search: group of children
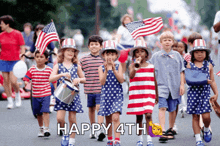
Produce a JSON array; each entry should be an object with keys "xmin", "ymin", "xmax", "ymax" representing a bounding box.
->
[{"xmin": 24, "ymin": 30, "xmax": 218, "ymax": 146}]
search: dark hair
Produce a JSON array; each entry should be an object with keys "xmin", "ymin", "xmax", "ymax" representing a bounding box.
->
[
  {"xmin": 23, "ymin": 22, "xmax": 33, "ymax": 30},
  {"xmin": 103, "ymin": 50, "xmax": 118, "ymax": 55},
  {"xmin": 191, "ymin": 50, "xmax": 210, "ymax": 63},
  {"xmin": 179, "ymin": 41, "xmax": 188, "ymax": 53},
  {"xmin": 35, "ymin": 50, "xmax": 49, "ymax": 59},
  {"xmin": 88, "ymin": 35, "xmax": 103, "ymax": 46},
  {"xmin": 33, "ymin": 24, "xmax": 45, "ymax": 43},
  {"xmin": 172, "ymin": 41, "xmax": 178, "ymax": 48},
  {"xmin": 188, "ymin": 32, "xmax": 202, "ymax": 44},
  {"xmin": 0, "ymin": 15, "xmax": 14, "ymax": 28},
  {"xmin": 133, "ymin": 48, "xmax": 149, "ymax": 58}
]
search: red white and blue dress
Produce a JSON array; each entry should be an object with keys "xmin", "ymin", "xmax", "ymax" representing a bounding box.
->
[{"xmin": 127, "ymin": 64, "xmax": 156, "ymax": 115}]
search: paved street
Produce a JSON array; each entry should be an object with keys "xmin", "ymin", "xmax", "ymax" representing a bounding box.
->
[{"xmin": 1, "ymin": 52, "xmax": 220, "ymax": 146}]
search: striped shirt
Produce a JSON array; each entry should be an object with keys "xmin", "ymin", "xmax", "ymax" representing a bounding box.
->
[
  {"xmin": 23, "ymin": 65, "xmax": 54, "ymax": 98},
  {"xmin": 80, "ymin": 53, "xmax": 104, "ymax": 94},
  {"xmin": 127, "ymin": 64, "xmax": 156, "ymax": 115}
]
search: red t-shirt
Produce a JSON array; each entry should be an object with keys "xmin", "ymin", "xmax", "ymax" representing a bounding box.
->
[{"xmin": 0, "ymin": 29, "xmax": 25, "ymax": 61}]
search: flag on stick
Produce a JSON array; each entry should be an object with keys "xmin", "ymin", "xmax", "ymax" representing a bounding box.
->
[
  {"xmin": 35, "ymin": 21, "xmax": 60, "ymax": 55},
  {"xmin": 216, "ymin": 71, "xmax": 220, "ymax": 76},
  {"xmin": 125, "ymin": 17, "xmax": 163, "ymax": 40}
]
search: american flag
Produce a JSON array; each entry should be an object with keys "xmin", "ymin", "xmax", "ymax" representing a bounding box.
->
[
  {"xmin": 183, "ymin": 53, "xmax": 191, "ymax": 63},
  {"xmin": 216, "ymin": 71, "xmax": 220, "ymax": 76},
  {"xmin": 125, "ymin": 17, "xmax": 163, "ymax": 40},
  {"xmin": 35, "ymin": 22, "xmax": 60, "ymax": 55}
]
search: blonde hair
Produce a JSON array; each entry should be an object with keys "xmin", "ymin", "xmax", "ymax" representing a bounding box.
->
[
  {"xmin": 159, "ymin": 31, "xmax": 174, "ymax": 42},
  {"xmin": 58, "ymin": 48, "xmax": 79, "ymax": 64},
  {"xmin": 121, "ymin": 14, "xmax": 133, "ymax": 27}
]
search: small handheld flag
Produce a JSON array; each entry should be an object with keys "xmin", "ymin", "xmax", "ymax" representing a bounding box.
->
[
  {"xmin": 125, "ymin": 17, "xmax": 163, "ymax": 40},
  {"xmin": 35, "ymin": 21, "xmax": 60, "ymax": 55}
]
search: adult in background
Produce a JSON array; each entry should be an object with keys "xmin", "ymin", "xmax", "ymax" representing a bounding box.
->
[
  {"xmin": 213, "ymin": 10, "xmax": 220, "ymax": 66},
  {"xmin": 73, "ymin": 29, "xmax": 84, "ymax": 52},
  {"xmin": 116, "ymin": 14, "xmax": 144, "ymax": 73},
  {"xmin": 0, "ymin": 15, "xmax": 25, "ymax": 109}
]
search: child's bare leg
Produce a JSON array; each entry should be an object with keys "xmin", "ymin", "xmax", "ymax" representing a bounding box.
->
[
  {"xmin": 96, "ymin": 104, "xmax": 104, "ymax": 125},
  {"xmin": 159, "ymin": 108, "xmax": 166, "ymax": 131},
  {"xmin": 89, "ymin": 106, "xmax": 96, "ymax": 124},
  {"xmin": 112, "ymin": 112, "xmax": 120, "ymax": 139},
  {"xmin": 43, "ymin": 112, "xmax": 50, "ymax": 128},
  {"xmin": 69, "ymin": 111, "xmax": 77, "ymax": 138},
  {"xmin": 136, "ymin": 115, "xmax": 143, "ymax": 135},
  {"xmin": 202, "ymin": 112, "xmax": 211, "ymax": 129},
  {"xmin": 57, "ymin": 110, "xmax": 66, "ymax": 128},
  {"xmin": 192, "ymin": 114, "xmax": 200, "ymax": 134},
  {"xmin": 37, "ymin": 115, "xmax": 43, "ymax": 127},
  {"xmin": 169, "ymin": 110, "xmax": 176, "ymax": 129},
  {"xmin": 106, "ymin": 115, "xmax": 113, "ymax": 138},
  {"xmin": 145, "ymin": 113, "xmax": 152, "ymax": 133}
]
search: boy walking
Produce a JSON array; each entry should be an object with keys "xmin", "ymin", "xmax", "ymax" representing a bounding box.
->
[
  {"xmin": 149, "ymin": 31, "xmax": 185, "ymax": 142},
  {"xmin": 80, "ymin": 35, "xmax": 105, "ymax": 141},
  {"xmin": 23, "ymin": 50, "xmax": 55, "ymax": 137}
]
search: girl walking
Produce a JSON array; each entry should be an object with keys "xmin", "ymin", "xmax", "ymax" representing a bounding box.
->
[
  {"xmin": 98, "ymin": 40, "xmax": 124, "ymax": 146},
  {"xmin": 49, "ymin": 38, "xmax": 86, "ymax": 146},
  {"xmin": 127, "ymin": 40, "xmax": 158, "ymax": 146},
  {"xmin": 186, "ymin": 39, "xmax": 218, "ymax": 146}
]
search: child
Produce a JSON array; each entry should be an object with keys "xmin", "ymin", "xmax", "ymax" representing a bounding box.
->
[
  {"xmin": 149, "ymin": 31, "xmax": 185, "ymax": 142},
  {"xmin": 23, "ymin": 50, "xmax": 55, "ymax": 137},
  {"xmin": 171, "ymin": 40, "xmax": 178, "ymax": 52},
  {"xmin": 98, "ymin": 40, "xmax": 124, "ymax": 146},
  {"xmin": 49, "ymin": 38, "xmax": 86, "ymax": 146},
  {"xmin": 186, "ymin": 39, "xmax": 218, "ymax": 146},
  {"xmin": 127, "ymin": 40, "xmax": 158, "ymax": 146},
  {"xmin": 79, "ymin": 35, "xmax": 105, "ymax": 140}
]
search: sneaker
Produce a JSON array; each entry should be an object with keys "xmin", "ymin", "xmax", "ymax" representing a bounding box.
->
[
  {"xmin": 147, "ymin": 141, "xmax": 154, "ymax": 146},
  {"xmin": 7, "ymin": 97, "xmax": 14, "ymax": 109},
  {"xmin": 203, "ymin": 130, "xmax": 212, "ymax": 143},
  {"xmin": 44, "ymin": 129, "xmax": 51, "ymax": 137},
  {"xmin": 106, "ymin": 141, "xmax": 113, "ymax": 146},
  {"xmin": 61, "ymin": 135, "xmax": 69, "ymax": 146},
  {"xmin": 38, "ymin": 128, "xmax": 44, "ymax": 137},
  {"xmin": 136, "ymin": 141, "xmax": 143, "ymax": 146},
  {"xmin": 15, "ymin": 94, "xmax": 21, "ymax": 107},
  {"xmin": 68, "ymin": 144, "xmax": 74, "ymax": 146},
  {"xmin": 97, "ymin": 130, "xmax": 106, "ymax": 141},
  {"xmin": 90, "ymin": 133, "xmax": 96, "ymax": 139},
  {"xmin": 196, "ymin": 141, "xmax": 205, "ymax": 146},
  {"xmin": 114, "ymin": 141, "xmax": 121, "ymax": 146}
]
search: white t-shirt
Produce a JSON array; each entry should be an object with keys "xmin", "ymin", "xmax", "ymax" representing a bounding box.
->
[
  {"xmin": 117, "ymin": 25, "xmax": 134, "ymax": 46},
  {"xmin": 213, "ymin": 11, "xmax": 220, "ymax": 39}
]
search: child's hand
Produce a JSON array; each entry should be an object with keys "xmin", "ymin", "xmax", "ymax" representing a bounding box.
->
[
  {"xmin": 104, "ymin": 62, "xmax": 108, "ymax": 71},
  {"xmin": 71, "ymin": 90, "xmax": 75, "ymax": 95},
  {"xmin": 179, "ymin": 84, "xmax": 185, "ymax": 95},
  {"xmin": 207, "ymin": 79, "xmax": 212, "ymax": 84},
  {"xmin": 210, "ymin": 95, "xmax": 218, "ymax": 102},
  {"xmin": 63, "ymin": 73, "xmax": 71, "ymax": 79},
  {"xmin": 111, "ymin": 60, "xmax": 116, "ymax": 71},
  {"xmin": 24, "ymin": 81, "xmax": 29, "ymax": 87},
  {"xmin": 73, "ymin": 78, "xmax": 80, "ymax": 85},
  {"xmin": 155, "ymin": 97, "xmax": 159, "ymax": 105}
]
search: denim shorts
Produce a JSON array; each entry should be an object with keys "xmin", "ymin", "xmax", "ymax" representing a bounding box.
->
[
  {"xmin": 87, "ymin": 93, "xmax": 101, "ymax": 107},
  {"xmin": 158, "ymin": 94, "xmax": 181, "ymax": 112},
  {"xmin": 33, "ymin": 96, "xmax": 50, "ymax": 115},
  {"xmin": 0, "ymin": 60, "xmax": 18, "ymax": 72}
]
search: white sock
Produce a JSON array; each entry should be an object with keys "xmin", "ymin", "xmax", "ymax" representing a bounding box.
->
[
  {"xmin": 204, "ymin": 127, "xmax": 209, "ymax": 132},
  {"xmin": 40, "ymin": 126, "xmax": 44, "ymax": 129},
  {"xmin": 138, "ymin": 135, "xmax": 143, "ymax": 142},
  {"xmin": 69, "ymin": 138, "xmax": 75, "ymax": 144},
  {"xmin": 7, "ymin": 97, "xmax": 13, "ymax": 102},
  {"xmin": 147, "ymin": 135, "xmax": 152, "ymax": 142},
  {"xmin": 195, "ymin": 134, "xmax": 202, "ymax": 142},
  {"xmin": 15, "ymin": 92, "xmax": 20, "ymax": 97}
]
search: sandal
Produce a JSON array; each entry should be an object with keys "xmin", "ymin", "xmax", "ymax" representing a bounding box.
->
[
  {"xmin": 165, "ymin": 128, "xmax": 175, "ymax": 140},
  {"xmin": 159, "ymin": 131, "xmax": 168, "ymax": 142}
]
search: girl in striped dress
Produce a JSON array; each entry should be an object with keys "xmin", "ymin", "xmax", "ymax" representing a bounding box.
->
[{"xmin": 127, "ymin": 40, "xmax": 158, "ymax": 146}]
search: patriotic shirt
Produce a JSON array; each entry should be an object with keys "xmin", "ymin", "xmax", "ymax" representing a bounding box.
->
[
  {"xmin": 127, "ymin": 64, "xmax": 156, "ymax": 115},
  {"xmin": 0, "ymin": 30, "xmax": 25, "ymax": 61},
  {"xmin": 80, "ymin": 53, "xmax": 104, "ymax": 94},
  {"xmin": 23, "ymin": 65, "xmax": 54, "ymax": 98}
]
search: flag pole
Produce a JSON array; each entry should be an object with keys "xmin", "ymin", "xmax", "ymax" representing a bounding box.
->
[{"xmin": 51, "ymin": 19, "xmax": 61, "ymax": 48}]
